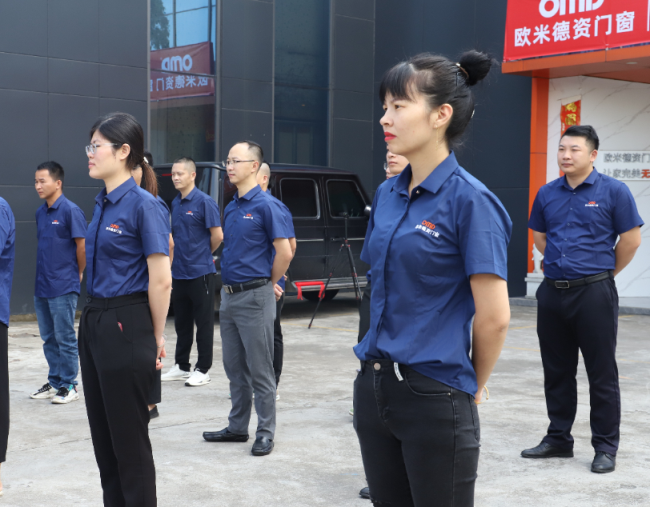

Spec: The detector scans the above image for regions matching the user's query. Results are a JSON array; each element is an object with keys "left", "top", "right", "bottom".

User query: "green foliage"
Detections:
[{"left": 151, "top": 0, "right": 170, "bottom": 50}]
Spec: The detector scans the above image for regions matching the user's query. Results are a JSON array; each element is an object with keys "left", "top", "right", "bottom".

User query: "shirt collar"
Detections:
[
  {"left": 561, "top": 167, "right": 599, "bottom": 190},
  {"left": 96, "top": 177, "right": 137, "bottom": 205},
  {"left": 48, "top": 194, "right": 65, "bottom": 210},
  {"left": 392, "top": 152, "right": 459, "bottom": 196},
  {"left": 235, "top": 185, "right": 262, "bottom": 202},
  {"left": 181, "top": 186, "right": 198, "bottom": 201}
]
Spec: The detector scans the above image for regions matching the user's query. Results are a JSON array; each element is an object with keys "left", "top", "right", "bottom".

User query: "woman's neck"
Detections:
[
  {"left": 104, "top": 170, "right": 132, "bottom": 194},
  {"left": 407, "top": 140, "right": 451, "bottom": 194}
]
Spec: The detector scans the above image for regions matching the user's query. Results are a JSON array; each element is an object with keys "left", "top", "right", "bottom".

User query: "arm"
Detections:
[
  {"left": 147, "top": 253, "right": 172, "bottom": 364},
  {"left": 289, "top": 237, "right": 297, "bottom": 258},
  {"left": 168, "top": 234, "right": 174, "bottom": 266},
  {"left": 210, "top": 226, "right": 223, "bottom": 253},
  {"left": 470, "top": 273, "right": 510, "bottom": 403},
  {"left": 532, "top": 230, "right": 547, "bottom": 255},
  {"left": 613, "top": 227, "right": 642, "bottom": 277},
  {"left": 271, "top": 238, "right": 292, "bottom": 285},
  {"left": 75, "top": 238, "right": 86, "bottom": 283}
]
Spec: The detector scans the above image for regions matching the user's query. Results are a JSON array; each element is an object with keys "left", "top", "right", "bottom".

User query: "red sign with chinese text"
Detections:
[
  {"left": 150, "top": 42, "right": 215, "bottom": 101},
  {"left": 504, "top": 0, "right": 650, "bottom": 61},
  {"left": 560, "top": 100, "right": 581, "bottom": 134}
]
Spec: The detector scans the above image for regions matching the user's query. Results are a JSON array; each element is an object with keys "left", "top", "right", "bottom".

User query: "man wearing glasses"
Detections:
[
  {"left": 203, "top": 141, "right": 292, "bottom": 457},
  {"left": 161, "top": 157, "right": 223, "bottom": 387}
]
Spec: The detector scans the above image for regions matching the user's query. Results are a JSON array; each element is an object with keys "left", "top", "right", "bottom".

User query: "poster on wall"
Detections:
[
  {"left": 596, "top": 151, "right": 650, "bottom": 180},
  {"left": 150, "top": 42, "right": 215, "bottom": 101},
  {"left": 504, "top": 0, "right": 650, "bottom": 61},
  {"left": 560, "top": 99, "right": 581, "bottom": 134}
]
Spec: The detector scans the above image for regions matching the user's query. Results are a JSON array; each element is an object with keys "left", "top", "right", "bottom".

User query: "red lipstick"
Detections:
[{"left": 384, "top": 132, "right": 396, "bottom": 141}]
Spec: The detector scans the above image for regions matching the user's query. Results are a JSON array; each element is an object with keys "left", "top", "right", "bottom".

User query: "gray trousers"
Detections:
[{"left": 220, "top": 282, "right": 277, "bottom": 440}]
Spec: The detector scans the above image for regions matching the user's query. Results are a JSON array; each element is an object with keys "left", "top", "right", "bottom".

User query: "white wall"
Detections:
[{"left": 547, "top": 76, "right": 650, "bottom": 297}]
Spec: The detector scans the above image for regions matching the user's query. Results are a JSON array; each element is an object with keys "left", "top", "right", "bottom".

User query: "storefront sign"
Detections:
[
  {"left": 150, "top": 42, "right": 215, "bottom": 101},
  {"left": 504, "top": 0, "right": 650, "bottom": 61},
  {"left": 597, "top": 151, "right": 650, "bottom": 180},
  {"left": 560, "top": 99, "right": 581, "bottom": 134}
]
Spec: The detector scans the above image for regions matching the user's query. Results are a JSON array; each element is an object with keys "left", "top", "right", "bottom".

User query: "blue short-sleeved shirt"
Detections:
[
  {"left": 86, "top": 178, "right": 170, "bottom": 298},
  {"left": 35, "top": 194, "right": 87, "bottom": 298},
  {"left": 529, "top": 169, "right": 644, "bottom": 280},
  {"left": 354, "top": 153, "right": 512, "bottom": 396},
  {"left": 0, "top": 198, "right": 15, "bottom": 327},
  {"left": 221, "top": 185, "right": 290, "bottom": 285},
  {"left": 156, "top": 196, "right": 172, "bottom": 233},
  {"left": 171, "top": 187, "right": 221, "bottom": 280},
  {"left": 267, "top": 190, "right": 295, "bottom": 291}
]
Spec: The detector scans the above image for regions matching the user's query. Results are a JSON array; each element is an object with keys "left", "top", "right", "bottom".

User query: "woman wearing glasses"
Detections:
[
  {"left": 353, "top": 51, "right": 512, "bottom": 506},
  {"left": 81, "top": 112, "right": 171, "bottom": 506}
]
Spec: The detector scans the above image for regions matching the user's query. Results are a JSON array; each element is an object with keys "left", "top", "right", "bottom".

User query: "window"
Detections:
[
  {"left": 327, "top": 180, "right": 366, "bottom": 218},
  {"left": 280, "top": 179, "right": 320, "bottom": 218}
]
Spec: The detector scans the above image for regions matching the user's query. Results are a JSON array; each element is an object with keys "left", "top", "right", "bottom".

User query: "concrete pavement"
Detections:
[{"left": 2, "top": 296, "right": 650, "bottom": 506}]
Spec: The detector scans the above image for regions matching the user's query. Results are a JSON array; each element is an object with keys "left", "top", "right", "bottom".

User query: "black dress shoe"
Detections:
[
  {"left": 203, "top": 427, "right": 249, "bottom": 442},
  {"left": 251, "top": 436, "right": 274, "bottom": 456},
  {"left": 591, "top": 451, "right": 616, "bottom": 473},
  {"left": 359, "top": 487, "right": 370, "bottom": 499},
  {"left": 521, "top": 441, "right": 574, "bottom": 458},
  {"left": 149, "top": 406, "right": 159, "bottom": 419}
]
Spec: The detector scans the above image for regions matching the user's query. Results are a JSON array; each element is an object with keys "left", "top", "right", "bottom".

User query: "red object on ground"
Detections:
[{"left": 295, "top": 281, "right": 326, "bottom": 300}]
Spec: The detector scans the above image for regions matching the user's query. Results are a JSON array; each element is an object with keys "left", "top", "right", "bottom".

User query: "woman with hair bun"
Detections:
[
  {"left": 353, "top": 51, "right": 512, "bottom": 506},
  {"left": 82, "top": 112, "right": 171, "bottom": 506}
]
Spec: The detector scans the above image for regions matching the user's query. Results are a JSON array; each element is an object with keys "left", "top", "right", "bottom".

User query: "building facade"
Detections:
[{"left": 1, "top": 0, "right": 531, "bottom": 317}]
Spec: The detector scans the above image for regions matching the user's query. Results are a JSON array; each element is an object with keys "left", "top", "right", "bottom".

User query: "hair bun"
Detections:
[{"left": 457, "top": 50, "right": 495, "bottom": 86}]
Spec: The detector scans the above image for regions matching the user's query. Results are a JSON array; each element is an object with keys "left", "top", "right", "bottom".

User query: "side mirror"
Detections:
[{"left": 364, "top": 205, "right": 371, "bottom": 217}]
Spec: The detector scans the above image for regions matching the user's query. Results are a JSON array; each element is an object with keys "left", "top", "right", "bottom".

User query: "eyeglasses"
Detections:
[
  {"left": 221, "top": 159, "right": 255, "bottom": 168},
  {"left": 85, "top": 143, "right": 120, "bottom": 155}
]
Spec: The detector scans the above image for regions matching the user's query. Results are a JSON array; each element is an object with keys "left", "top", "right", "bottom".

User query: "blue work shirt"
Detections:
[
  {"left": 35, "top": 194, "right": 87, "bottom": 298},
  {"left": 221, "top": 185, "right": 290, "bottom": 285},
  {"left": 156, "top": 196, "right": 172, "bottom": 233},
  {"left": 0, "top": 198, "right": 15, "bottom": 327},
  {"left": 529, "top": 169, "right": 644, "bottom": 280},
  {"left": 171, "top": 187, "right": 221, "bottom": 280},
  {"left": 86, "top": 178, "right": 170, "bottom": 298},
  {"left": 267, "top": 190, "right": 295, "bottom": 291},
  {"left": 354, "top": 153, "right": 512, "bottom": 396}
]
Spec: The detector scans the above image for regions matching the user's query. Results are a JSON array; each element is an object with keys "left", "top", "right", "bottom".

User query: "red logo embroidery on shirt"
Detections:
[
  {"left": 244, "top": 213, "right": 254, "bottom": 220},
  {"left": 585, "top": 201, "right": 599, "bottom": 207},
  {"left": 186, "top": 211, "right": 193, "bottom": 215},
  {"left": 105, "top": 224, "right": 122, "bottom": 235},
  {"left": 415, "top": 220, "right": 440, "bottom": 238},
  {"left": 51, "top": 220, "right": 59, "bottom": 225}
]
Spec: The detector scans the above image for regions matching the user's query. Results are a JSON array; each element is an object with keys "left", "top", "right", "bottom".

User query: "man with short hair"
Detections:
[
  {"left": 203, "top": 141, "right": 292, "bottom": 457},
  {"left": 162, "top": 157, "right": 223, "bottom": 387},
  {"left": 522, "top": 125, "right": 643, "bottom": 474},
  {"left": 31, "top": 161, "right": 87, "bottom": 404},
  {"left": 257, "top": 162, "right": 296, "bottom": 397}
]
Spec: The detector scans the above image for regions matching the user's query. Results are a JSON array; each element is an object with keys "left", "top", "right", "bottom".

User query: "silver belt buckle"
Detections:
[
  {"left": 555, "top": 280, "right": 570, "bottom": 289},
  {"left": 224, "top": 284, "right": 233, "bottom": 294}
]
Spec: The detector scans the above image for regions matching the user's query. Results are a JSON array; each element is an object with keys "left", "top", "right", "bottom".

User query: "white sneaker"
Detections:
[
  {"left": 185, "top": 370, "right": 211, "bottom": 387},
  {"left": 161, "top": 364, "right": 191, "bottom": 382},
  {"left": 51, "top": 385, "right": 79, "bottom": 404},
  {"left": 30, "top": 383, "right": 56, "bottom": 399}
]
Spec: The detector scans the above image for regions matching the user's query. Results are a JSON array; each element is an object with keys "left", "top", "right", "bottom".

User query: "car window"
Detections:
[
  {"left": 280, "top": 178, "right": 320, "bottom": 218},
  {"left": 327, "top": 179, "right": 366, "bottom": 218}
]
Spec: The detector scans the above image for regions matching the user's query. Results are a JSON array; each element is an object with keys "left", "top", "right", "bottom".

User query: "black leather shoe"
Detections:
[
  {"left": 149, "top": 406, "right": 159, "bottom": 419},
  {"left": 521, "top": 441, "right": 574, "bottom": 458},
  {"left": 203, "top": 427, "right": 249, "bottom": 442},
  {"left": 359, "top": 487, "right": 370, "bottom": 499},
  {"left": 251, "top": 436, "right": 274, "bottom": 456},
  {"left": 591, "top": 451, "right": 616, "bottom": 473}
]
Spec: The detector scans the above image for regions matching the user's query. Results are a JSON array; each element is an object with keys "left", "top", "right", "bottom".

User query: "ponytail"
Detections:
[{"left": 140, "top": 159, "right": 159, "bottom": 198}]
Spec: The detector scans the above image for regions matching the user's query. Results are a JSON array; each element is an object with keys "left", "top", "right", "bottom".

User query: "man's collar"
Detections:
[
  {"left": 48, "top": 193, "right": 65, "bottom": 210},
  {"left": 97, "top": 177, "right": 137, "bottom": 205},
  {"left": 236, "top": 185, "right": 262, "bottom": 201},
  {"left": 561, "top": 167, "right": 598, "bottom": 190},
  {"left": 181, "top": 186, "right": 197, "bottom": 201},
  {"left": 392, "top": 152, "right": 459, "bottom": 196}
]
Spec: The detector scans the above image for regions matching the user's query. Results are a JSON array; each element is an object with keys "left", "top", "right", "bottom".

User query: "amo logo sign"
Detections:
[
  {"left": 539, "top": 0, "right": 604, "bottom": 18},
  {"left": 161, "top": 54, "right": 193, "bottom": 72}
]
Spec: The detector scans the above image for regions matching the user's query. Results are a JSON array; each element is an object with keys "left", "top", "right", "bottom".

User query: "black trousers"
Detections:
[
  {"left": 358, "top": 281, "right": 371, "bottom": 344},
  {"left": 79, "top": 293, "right": 157, "bottom": 507},
  {"left": 354, "top": 359, "right": 480, "bottom": 507},
  {"left": 0, "top": 323, "right": 8, "bottom": 463},
  {"left": 148, "top": 370, "right": 161, "bottom": 406},
  {"left": 537, "top": 276, "right": 620, "bottom": 455},
  {"left": 273, "top": 293, "right": 284, "bottom": 386},
  {"left": 172, "top": 274, "right": 216, "bottom": 373}
]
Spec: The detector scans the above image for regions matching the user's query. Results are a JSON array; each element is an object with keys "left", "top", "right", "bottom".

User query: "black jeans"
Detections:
[
  {"left": 537, "top": 276, "right": 620, "bottom": 454},
  {"left": 148, "top": 369, "right": 161, "bottom": 406},
  {"left": 354, "top": 359, "right": 480, "bottom": 507},
  {"left": 273, "top": 293, "right": 284, "bottom": 386},
  {"left": 0, "top": 323, "right": 8, "bottom": 463},
  {"left": 172, "top": 274, "right": 216, "bottom": 373},
  {"left": 358, "top": 281, "right": 371, "bottom": 344},
  {"left": 79, "top": 293, "right": 157, "bottom": 507}
]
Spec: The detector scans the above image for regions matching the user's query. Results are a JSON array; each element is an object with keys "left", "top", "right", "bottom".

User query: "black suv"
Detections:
[{"left": 154, "top": 162, "right": 370, "bottom": 301}]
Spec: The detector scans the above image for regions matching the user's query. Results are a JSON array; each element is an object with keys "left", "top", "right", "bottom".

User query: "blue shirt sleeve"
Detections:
[
  {"left": 360, "top": 186, "right": 381, "bottom": 266},
  {"left": 458, "top": 191, "right": 511, "bottom": 281},
  {"left": 203, "top": 198, "right": 221, "bottom": 229},
  {"left": 263, "top": 201, "right": 290, "bottom": 240},
  {"left": 528, "top": 189, "right": 547, "bottom": 233},
  {"left": 282, "top": 206, "right": 295, "bottom": 238},
  {"left": 70, "top": 207, "right": 87, "bottom": 239},
  {"left": 137, "top": 200, "right": 170, "bottom": 257},
  {"left": 0, "top": 206, "right": 10, "bottom": 249},
  {"left": 613, "top": 183, "right": 644, "bottom": 234}
]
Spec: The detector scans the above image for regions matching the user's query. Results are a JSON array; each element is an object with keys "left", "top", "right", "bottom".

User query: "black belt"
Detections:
[
  {"left": 85, "top": 292, "right": 148, "bottom": 309},
  {"left": 545, "top": 270, "right": 612, "bottom": 290},
  {"left": 223, "top": 278, "right": 269, "bottom": 294}
]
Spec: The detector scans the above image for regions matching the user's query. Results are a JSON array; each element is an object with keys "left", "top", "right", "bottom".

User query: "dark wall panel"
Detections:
[
  {"left": 49, "top": 59, "right": 100, "bottom": 97},
  {"left": 48, "top": 0, "right": 100, "bottom": 62},
  {"left": 98, "top": 0, "right": 148, "bottom": 67},
  {"left": 331, "top": 119, "right": 374, "bottom": 192},
  {"left": 335, "top": 0, "right": 374, "bottom": 20},
  {"left": 222, "top": 78, "right": 272, "bottom": 113},
  {"left": 100, "top": 65, "right": 148, "bottom": 101},
  {"left": 333, "top": 90, "right": 373, "bottom": 122},
  {"left": 99, "top": 98, "right": 149, "bottom": 145},
  {"left": 221, "top": 109, "right": 273, "bottom": 159},
  {"left": 333, "top": 16, "right": 374, "bottom": 93},
  {"left": 0, "top": 53, "right": 48, "bottom": 93},
  {"left": 0, "top": 1, "right": 48, "bottom": 56}
]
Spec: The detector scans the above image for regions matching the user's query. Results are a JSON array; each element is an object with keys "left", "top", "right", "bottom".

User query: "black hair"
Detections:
[
  {"left": 144, "top": 150, "right": 154, "bottom": 167},
  {"left": 562, "top": 125, "right": 599, "bottom": 151},
  {"left": 237, "top": 140, "right": 264, "bottom": 165},
  {"left": 90, "top": 112, "right": 158, "bottom": 196},
  {"left": 379, "top": 50, "right": 496, "bottom": 150},
  {"left": 36, "top": 161, "right": 64, "bottom": 185},
  {"left": 173, "top": 156, "right": 196, "bottom": 173}
]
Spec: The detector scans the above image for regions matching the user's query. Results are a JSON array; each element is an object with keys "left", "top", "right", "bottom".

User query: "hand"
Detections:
[
  {"left": 474, "top": 385, "right": 489, "bottom": 405},
  {"left": 156, "top": 355, "right": 164, "bottom": 371},
  {"left": 274, "top": 283, "right": 284, "bottom": 301}
]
